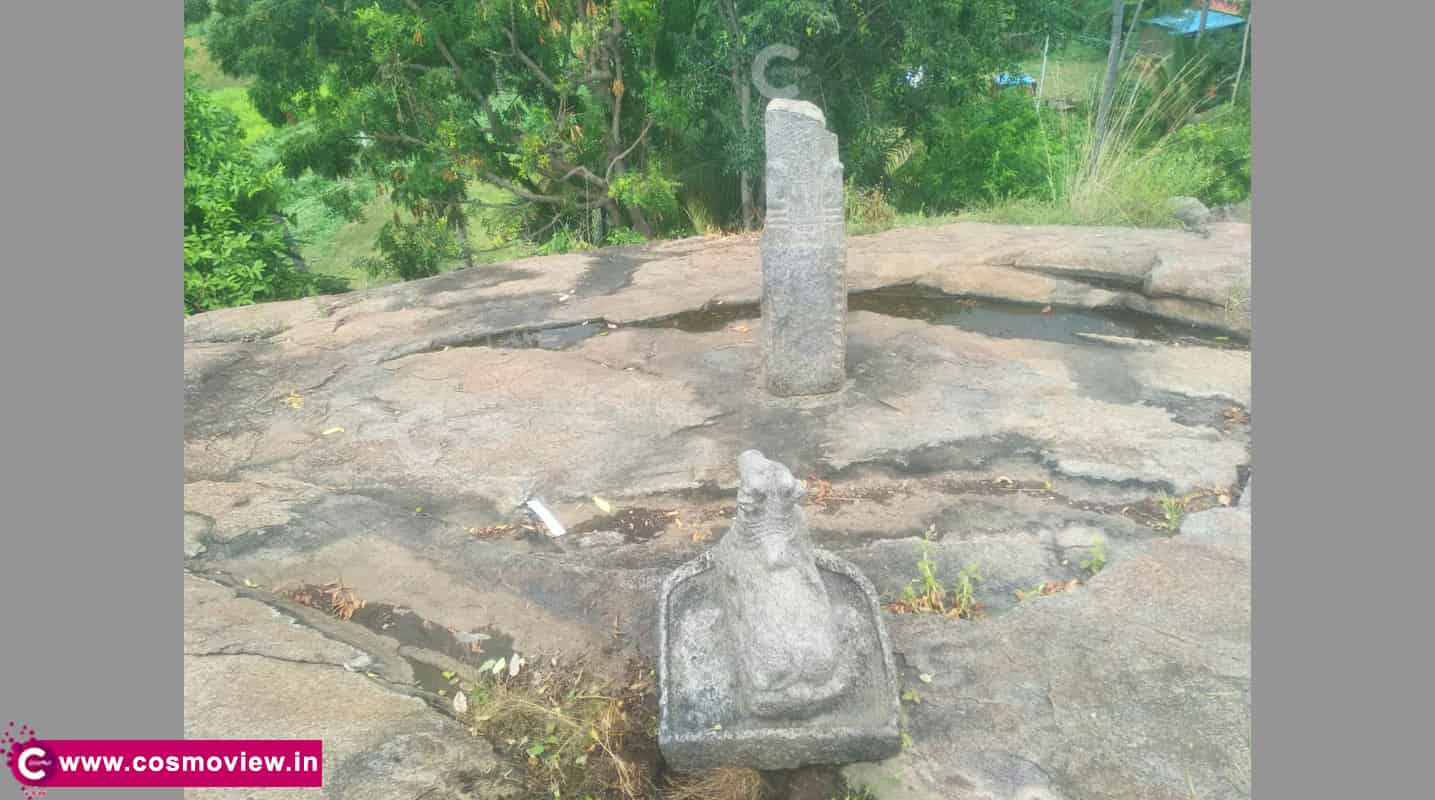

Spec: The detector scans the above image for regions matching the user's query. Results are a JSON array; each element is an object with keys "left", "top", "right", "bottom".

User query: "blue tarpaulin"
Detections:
[
  {"left": 994, "top": 73, "right": 1036, "bottom": 87},
  {"left": 1148, "top": 9, "right": 1246, "bottom": 36}
]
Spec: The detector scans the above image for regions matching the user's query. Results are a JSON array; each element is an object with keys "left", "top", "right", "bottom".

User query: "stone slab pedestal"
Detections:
[
  {"left": 760, "top": 99, "right": 848, "bottom": 396},
  {"left": 657, "top": 451, "right": 900, "bottom": 771}
]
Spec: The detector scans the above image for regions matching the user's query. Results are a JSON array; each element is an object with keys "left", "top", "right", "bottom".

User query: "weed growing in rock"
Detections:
[
  {"left": 1080, "top": 540, "right": 1108, "bottom": 577},
  {"left": 1015, "top": 579, "right": 1080, "bottom": 601},
  {"left": 894, "top": 527, "right": 946, "bottom": 613},
  {"left": 951, "top": 563, "right": 982, "bottom": 620},
  {"left": 1158, "top": 492, "right": 1188, "bottom": 532},
  {"left": 889, "top": 527, "right": 983, "bottom": 619},
  {"left": 463, "top": 659, "right": 660, "bottom": 800}
]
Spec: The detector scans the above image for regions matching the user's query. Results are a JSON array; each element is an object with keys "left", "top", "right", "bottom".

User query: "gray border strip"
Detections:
[{"left": 0, "top": 2, "right": 181, "bottom": 791}]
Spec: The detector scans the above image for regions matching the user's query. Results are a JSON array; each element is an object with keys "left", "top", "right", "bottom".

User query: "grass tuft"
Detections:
[
  {"left": 664, "top": 767, "right": 765, "bottom": 800},
  {"left": 973, "top": 52, "right": 1223, "bottom": 228},
  {"left": 1158, "top": 492, "right": 1189, "bottom": 532},
  {"left": 888, "top": 526, "right": 983, "bottom": 620},
  {"left": 464, "top": 659, "right": 660, "bottom": 800}
]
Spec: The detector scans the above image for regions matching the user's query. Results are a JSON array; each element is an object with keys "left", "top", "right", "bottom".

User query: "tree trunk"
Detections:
[
  {"left": 722, "top": 0, "right": 756, "bottom": 230},
  {"left": 1231, "top": 9, "right": 1251, "bottom": 104},
  {"left": 739, "top": 172, "right": 755, "bottom": 231},
  {"left": 1195, "top": 0, "right": 1212, "bottom": 48},
  {"left": 736, "top": 83, "right": 756, "bottom": 230},
  {"left": 1088, "top": 0, "right": 1126, "bottom": 177},
  {"left": 452, "top": 212, "right": 476, "bottom": 270},
  {"left": 626, "top": 205, "right": 654, "bottom": 237},
  {"left": 272, "top": 214, "right": 308, "bottom": 272},
  {"left": 600, "top": 0, "right": 653, "bottom": 240}
]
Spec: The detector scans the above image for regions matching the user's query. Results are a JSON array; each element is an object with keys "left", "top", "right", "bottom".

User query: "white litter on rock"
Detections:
[{"left": 525, "top": 498, "right": 566, "bottom": 537}]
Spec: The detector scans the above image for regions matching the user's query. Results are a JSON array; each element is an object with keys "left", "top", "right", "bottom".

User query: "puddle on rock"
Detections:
[
  {"left": 452, "top": 322, "right": 609, "bottom": 351},
  {"left": 850, "top": 285, "right": 1244, "bottom": 347},
  {"left": 433, "top": 285, "right": 1243, "bottom": 354},
  {"left": 623, "top": 288, "right": 1243, "bottom": 346},
  {"left": 347, "top": 601, "right": 516, "bottom": 695},
  {"left": 630, "top": 301, "right": 760, "bottom": 333}
]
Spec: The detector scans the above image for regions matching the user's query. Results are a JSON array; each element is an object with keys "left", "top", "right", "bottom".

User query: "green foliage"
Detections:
[
  {"left": 952, "top": 563, "right": 982, "bottom": 620},
  {"left": 844, "top": 183, "right": 897, "bottom": 234},
  {"left": 898, "top": 527, "right": 946, "bottom": 613},
  {"left": 206, "top": 0, "right": 675, "bottom": 261},
  {"left": 604, "top": 227, "right": 648, "bottom": 247},
  {"left": 202, "top": 0, "right": 1091, "bottom": 267},
  {"left": 1080, "top": 539, "right": 1108, "bottom": 576},
  {"left": 188, "top": 0, "right": 1247, "bottom": 304},
  {"left": 1158, "top": 492, "right": 1187, "bottom": 532},
  {"left": 891, "top": 526, "right": 983, "bottom": 619},
  {"left": 184, "top": 0, "right": 212, "bottom": 26},
  {"left": 536, "top": 227, "right": 593, "bottom": 256},
  {"left": 463, "top": 661, "right": 659, "bottom": 800},
  {"left": 682, "top": 196, "right": 719, "bottom": 236},
  {"left": 608, "top": 161, "right": 681, "bottom": 222},
  {"left": 184, "top": 79, "right": 314, "bottom": 314},
  {"left": 207, "top": 86, "right": 274, "bottom": 143},
  {"left": 892, "top": 93, "right": 1066, "bottom": 213},
  {"left": 358, "top": 217, "right": 458, "bottom": 281},
  {"left": 973, "top": 43, "right": 1250, "bottom": 227},
  {"left": 278, "top": 171, "right": 374, "bottom": 253},
  {"left": 1158, "top": 107, "right": 1251, "bottom": 207}
]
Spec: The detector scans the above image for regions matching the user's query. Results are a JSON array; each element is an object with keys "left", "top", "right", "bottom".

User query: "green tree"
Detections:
[
  {"left": 658, "top": 0, "right": 1082, "bottom": 224},
  {"left": 207, "top": 0, "right": 674, "bottom": 259},
  {"left": 201, "top": 0, "right": 1086, "bottom": 280},
  {"left": 184, "top": 77, "right": 312, "bottom": 313}
]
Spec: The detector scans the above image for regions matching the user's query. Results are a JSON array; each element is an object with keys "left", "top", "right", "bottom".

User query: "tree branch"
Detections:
[
  {"left": 605, "top": 116, "right": 654, "bottom": 184},
  {"left": 481, "top": 172, "right": 565, "bottom": 205},
  {"left": 506, "top": 25, "right": 560, "bottom": 94},
  {"left": 366, "top": 131, "right": 438, "bottom": 150},
  {"left": 402, "top": 0, "right": 498, "bottom": 123},
  {"left": 551, "top": 159, "right": 609, "bottom": 189}
]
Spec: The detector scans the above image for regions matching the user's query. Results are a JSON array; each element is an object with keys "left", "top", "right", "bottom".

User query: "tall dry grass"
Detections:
[{"left": 975, "top": 53, "right": 1215, "bottom": 227}]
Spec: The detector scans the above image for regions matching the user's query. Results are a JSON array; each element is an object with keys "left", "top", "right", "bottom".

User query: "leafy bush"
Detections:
[
  {"left": 973, "top": 50, "right": 1251, "bottom": 228},
  {"left": 845, "top": 125, "right": 912, "bottom": 189},
  {"left": 604, "top": 227, "right": 648, "bottom": 247},
  {"left": 608, "top": 160, "right": 681, "bottom": 222},
  {"left": 844, "top": 183, "right": 898, "bottom": 233},
  {"left": 892, "top": 93, "right": 1064, "bottom": 213},
  {"left": 1158, "top": 108, "right": 1251, "bottom": 207},
  {"left": 357, "top": 218, "right": 458, "bottom": 281},
  {"left": 682, "top": 195, "right": 719, "bottom": 236},
  {"left": 536, "top": 227, "right": 593, "bottom": 256},
  {"left": 277, "top": 171, "right": 374, "bottom": 251},
  {"left": 184, "top": 80, "right": 313, "bottom": 314},
  {"left": 184, "top": 0, "right": 212, "bottom": 25}
]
